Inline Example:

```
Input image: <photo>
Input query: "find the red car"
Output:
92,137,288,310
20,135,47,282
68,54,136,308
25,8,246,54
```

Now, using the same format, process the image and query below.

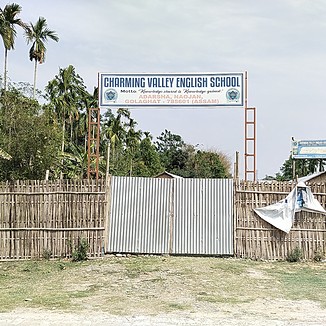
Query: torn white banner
254,182,326,233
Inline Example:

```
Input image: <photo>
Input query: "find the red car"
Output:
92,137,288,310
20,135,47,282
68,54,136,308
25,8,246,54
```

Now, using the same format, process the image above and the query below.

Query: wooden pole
234,151,239,180
106,142,111,180
292,159,296,181
103,175,112,255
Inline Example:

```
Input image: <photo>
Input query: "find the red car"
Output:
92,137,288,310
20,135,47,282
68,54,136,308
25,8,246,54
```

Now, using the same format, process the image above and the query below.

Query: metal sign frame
89,71,256,181
292,140,326,159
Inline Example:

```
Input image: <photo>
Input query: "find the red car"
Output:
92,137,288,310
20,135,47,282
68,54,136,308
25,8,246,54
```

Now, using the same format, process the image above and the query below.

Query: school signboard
98,72,245,108
291,140,326,159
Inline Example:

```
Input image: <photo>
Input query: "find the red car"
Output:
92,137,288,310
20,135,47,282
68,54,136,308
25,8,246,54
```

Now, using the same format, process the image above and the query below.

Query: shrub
286,247,303,262
42,249,52,260
314,248,325,262
72,237,89,262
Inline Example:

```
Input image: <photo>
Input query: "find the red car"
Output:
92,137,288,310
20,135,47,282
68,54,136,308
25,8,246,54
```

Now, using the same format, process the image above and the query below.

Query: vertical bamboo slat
1,178,325,260
234,180,326,260
0,179,106,259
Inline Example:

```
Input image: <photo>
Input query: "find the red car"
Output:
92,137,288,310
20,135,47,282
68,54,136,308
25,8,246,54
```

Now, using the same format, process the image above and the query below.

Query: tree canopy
0,77,233,180
0,3,233,181
274,156,325,181
0,86,61,180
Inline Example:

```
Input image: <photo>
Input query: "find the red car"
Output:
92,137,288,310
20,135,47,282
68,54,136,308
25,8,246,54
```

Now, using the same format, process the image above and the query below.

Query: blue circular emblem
226,88,240,102
104,89,118,102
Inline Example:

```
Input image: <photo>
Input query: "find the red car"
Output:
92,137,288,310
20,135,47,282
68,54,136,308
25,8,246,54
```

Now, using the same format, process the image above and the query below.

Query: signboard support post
98,71,255,181
244,72,257,182
244,106,256,181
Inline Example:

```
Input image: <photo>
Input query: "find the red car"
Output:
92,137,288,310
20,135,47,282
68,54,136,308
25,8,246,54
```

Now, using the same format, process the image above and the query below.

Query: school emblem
226,88,240,102
104,89,118,102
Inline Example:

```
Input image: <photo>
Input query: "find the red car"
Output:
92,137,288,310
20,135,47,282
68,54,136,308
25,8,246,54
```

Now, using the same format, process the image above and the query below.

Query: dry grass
0,256,325,315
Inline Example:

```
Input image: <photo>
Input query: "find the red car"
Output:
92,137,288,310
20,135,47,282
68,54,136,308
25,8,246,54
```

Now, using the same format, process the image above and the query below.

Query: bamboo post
106,142,111,180
103,175,112,254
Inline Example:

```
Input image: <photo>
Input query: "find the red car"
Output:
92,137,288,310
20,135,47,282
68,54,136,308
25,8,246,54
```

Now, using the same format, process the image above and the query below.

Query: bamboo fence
0,179,107,259
2,177,325,261
235,180,326,260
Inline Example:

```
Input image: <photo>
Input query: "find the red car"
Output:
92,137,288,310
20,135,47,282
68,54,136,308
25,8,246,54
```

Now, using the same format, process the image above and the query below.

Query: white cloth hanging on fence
254,181,326,233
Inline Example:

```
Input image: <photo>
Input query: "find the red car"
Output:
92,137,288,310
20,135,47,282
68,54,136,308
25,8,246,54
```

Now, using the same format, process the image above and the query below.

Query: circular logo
226,88,240,102
104,89,118,102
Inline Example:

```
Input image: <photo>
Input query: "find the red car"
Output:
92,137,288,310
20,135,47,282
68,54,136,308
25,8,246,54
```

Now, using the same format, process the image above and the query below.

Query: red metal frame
244,107,256,181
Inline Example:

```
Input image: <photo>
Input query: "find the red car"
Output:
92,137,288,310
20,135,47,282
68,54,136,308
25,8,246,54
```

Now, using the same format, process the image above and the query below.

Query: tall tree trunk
33,59,38,98
60,113,65,179
70,115,73,143
129,158,133,177
3,48,8,91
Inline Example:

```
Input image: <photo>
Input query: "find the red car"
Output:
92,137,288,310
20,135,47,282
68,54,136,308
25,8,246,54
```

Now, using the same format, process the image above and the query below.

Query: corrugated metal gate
108,176,233,255
172,178,233,255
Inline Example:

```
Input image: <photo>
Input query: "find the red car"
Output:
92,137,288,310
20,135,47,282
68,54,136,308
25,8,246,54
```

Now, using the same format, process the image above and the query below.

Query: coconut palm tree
0,3,25,91
25,16,59,97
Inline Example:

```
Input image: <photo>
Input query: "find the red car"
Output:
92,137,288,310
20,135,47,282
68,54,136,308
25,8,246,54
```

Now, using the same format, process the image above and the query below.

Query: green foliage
1,2,234,181
42,249,52,260
60,143,88,179
72,237,89,262
102,109,164,177
132,133,163,177
25,16,59,97
0,87,61,180
277,156,325,181
0,147,11,160
155,129,188,173
286,247,303,262
25,16,59,63
0,3,26,90
313,248,325,262
185,149,231,178
45,65,95,179
0,58,233,181
155,130,231,178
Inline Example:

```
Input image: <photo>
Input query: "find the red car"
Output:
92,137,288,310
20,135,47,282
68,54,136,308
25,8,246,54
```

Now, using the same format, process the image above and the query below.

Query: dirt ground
0,299,325,326
0,256,325,325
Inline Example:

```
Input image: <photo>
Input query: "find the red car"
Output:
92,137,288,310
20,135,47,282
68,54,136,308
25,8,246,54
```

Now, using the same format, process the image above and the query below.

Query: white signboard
98,72,245,108
292,140,326,159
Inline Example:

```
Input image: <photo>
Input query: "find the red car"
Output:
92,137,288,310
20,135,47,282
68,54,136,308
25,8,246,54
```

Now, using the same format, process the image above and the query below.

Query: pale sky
5,0,326,179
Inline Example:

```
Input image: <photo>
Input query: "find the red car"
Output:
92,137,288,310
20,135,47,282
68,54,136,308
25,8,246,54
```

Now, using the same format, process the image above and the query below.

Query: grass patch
196,293,247,304
166,302,190,311
264,263,326,306
0,257,325,314
0,260,76,312
69,284,102,299
122,256,164,278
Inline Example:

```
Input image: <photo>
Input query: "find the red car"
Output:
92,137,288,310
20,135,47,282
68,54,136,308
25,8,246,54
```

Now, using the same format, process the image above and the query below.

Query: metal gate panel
172,178,233,255
108,176,172,254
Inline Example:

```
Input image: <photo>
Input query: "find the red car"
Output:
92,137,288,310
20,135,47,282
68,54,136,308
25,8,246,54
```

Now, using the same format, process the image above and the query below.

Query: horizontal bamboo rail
0,191,106,195
0,179,107,259
236,189,326,196
0,227,105,231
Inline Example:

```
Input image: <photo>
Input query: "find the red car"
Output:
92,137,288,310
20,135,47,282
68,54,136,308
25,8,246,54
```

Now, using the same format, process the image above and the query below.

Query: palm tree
46,65,88,155
102,108,130,174
125,118,142,176
0,3,25,91
25,17,59,97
